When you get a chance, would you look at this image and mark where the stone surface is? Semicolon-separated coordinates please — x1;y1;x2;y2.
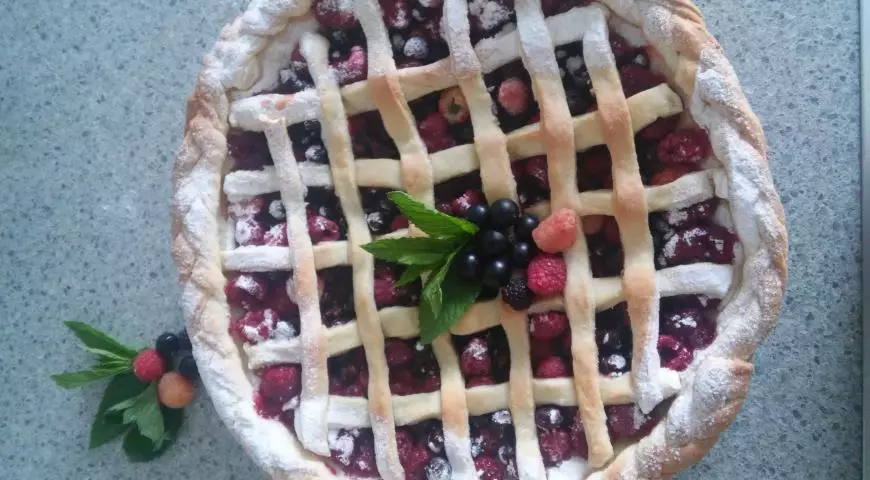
0;0;860;479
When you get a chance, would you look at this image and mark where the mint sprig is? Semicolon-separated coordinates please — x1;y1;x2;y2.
52;321;186;462
362;191;483;343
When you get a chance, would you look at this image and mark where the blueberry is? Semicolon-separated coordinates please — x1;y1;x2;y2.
458;251;483;279
512;241;535;268
177;329;192;351
366;211;388;234
155;332;180;358
477;229;509;257
465;204;490;226
482;258;512;288
304;144;328;164
403;36;429;61
515;214;539;240
489;199;519;227
178;355;199;381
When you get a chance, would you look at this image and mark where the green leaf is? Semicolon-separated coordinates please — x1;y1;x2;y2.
387;191;478;238
395;264;427;287
419;262;483;344
361;237;460;265
64;321;139;360
89;373;147;449
51;363;133;389
122;407;184;462
109;383;165;445
421;252;456;317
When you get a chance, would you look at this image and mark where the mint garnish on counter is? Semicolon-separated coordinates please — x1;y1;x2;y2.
362;192;483;343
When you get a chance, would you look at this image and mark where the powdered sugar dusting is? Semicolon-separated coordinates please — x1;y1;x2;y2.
514;0;558;76
469;0;510;31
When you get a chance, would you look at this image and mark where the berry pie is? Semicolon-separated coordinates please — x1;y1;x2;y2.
171;0;788;478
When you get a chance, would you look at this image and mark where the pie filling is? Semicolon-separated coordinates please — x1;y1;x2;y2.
219;0;740;478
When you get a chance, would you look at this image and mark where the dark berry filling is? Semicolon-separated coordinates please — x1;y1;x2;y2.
605;403;660;440
433;171;485;217
411;90;474;153
555;41;594;117
381;0;449;68
375;262;422;308
318;266;356;327
470;412;519;479
329;347;369;397
348;111;400;158
228;130;273;171
576;146;612;192
541;0;593;17
255;363;302;418
386;338;441;395
585;216;623;279
225;272;301;343
650;198;736;269
329;427;380;477
512;155;548;209
288;119;327;164
229;193;289;247
396;420;450;479
482;61;539;132
454;327;511;387
306;187;348;244
534;405;580;467
595;304;632;376
361;187;408;235
468;0;516;44
528;312;573;379
274;45;315;95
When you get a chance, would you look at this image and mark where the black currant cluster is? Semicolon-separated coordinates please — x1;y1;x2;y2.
457;198;539;299
155;330;199;381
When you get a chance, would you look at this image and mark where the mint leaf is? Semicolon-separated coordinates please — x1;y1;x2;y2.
122;407;183;462
395;264;427;287
419;262;482;343
89;373;147;449
64;321;139;360
110;383;165;445
361;237;460;265
421;252;457;317
51;363;133;389
387;191;478;238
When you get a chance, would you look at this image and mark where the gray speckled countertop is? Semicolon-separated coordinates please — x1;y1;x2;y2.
0;0;860;478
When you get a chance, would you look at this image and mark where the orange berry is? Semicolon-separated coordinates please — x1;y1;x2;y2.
158;372;195;409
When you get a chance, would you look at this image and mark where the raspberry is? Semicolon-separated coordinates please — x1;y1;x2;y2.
133;348;166;382
651;166;692;186
601;216;621;245
235;216;266;246
525;155;549;190
401;444;433;474
467;375;495;387
263;284;299;318
460;337;492;376
263;222;289;246
307;212;341;243
532;208;579;253
497;77;531;116
374;269;400;307
656;225;735;268
439;87;470;124
313;0;358;30
638;115;680;141
570;412;589;458
535;356;569;378
157;372;195;409
618;64;664;97
395;428;415;458
526;254;567;297
419;372;441;393
474;456;505;480
657;128;712;166
501;277;534;310
380;0;410;29
418;112;455;152
579;147;611;181
259;364;302;402
389;369;416;395
539;430;572;465
333;45;367;85
662;199;717;228
529;312;569;340
229;309;280;344
390;215;409;230
658;335;693;371
349;442;378;477
385;339;413;367
451;189;486;216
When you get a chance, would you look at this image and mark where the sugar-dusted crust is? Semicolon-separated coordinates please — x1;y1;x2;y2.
171;0;788;479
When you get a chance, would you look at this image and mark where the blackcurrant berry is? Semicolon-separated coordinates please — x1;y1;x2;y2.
178;355;200;381
515;214;539;240
465;203;490;226
482;258;512;288
512;242;535;268
478;229;509;256
478;285;500;301
177;329;192;351
489;199;519;227
155;332;180;358
458;251;483;279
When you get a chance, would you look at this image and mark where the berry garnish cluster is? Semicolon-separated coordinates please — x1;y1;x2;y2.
52;322;200;462
455;198;539;295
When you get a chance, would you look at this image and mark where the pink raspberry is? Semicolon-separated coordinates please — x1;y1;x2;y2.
474;456;505;480
263;222;288;246
418;112;455;152
497;77;531;116
259;364;302;402
133;348;166;382
526;254;567;297
535;356;569;378
657;128;712;166
313;0;358;30
460;338;492;376
333;45;367;85
532;208;579;253
385;339;413;367
605;404;640;438
658;335;693;371
225;274;267;309
529;312;569;341
539;430;572;465
401;444;433;474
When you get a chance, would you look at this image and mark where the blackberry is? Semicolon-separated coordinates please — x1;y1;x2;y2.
501;277;534;310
